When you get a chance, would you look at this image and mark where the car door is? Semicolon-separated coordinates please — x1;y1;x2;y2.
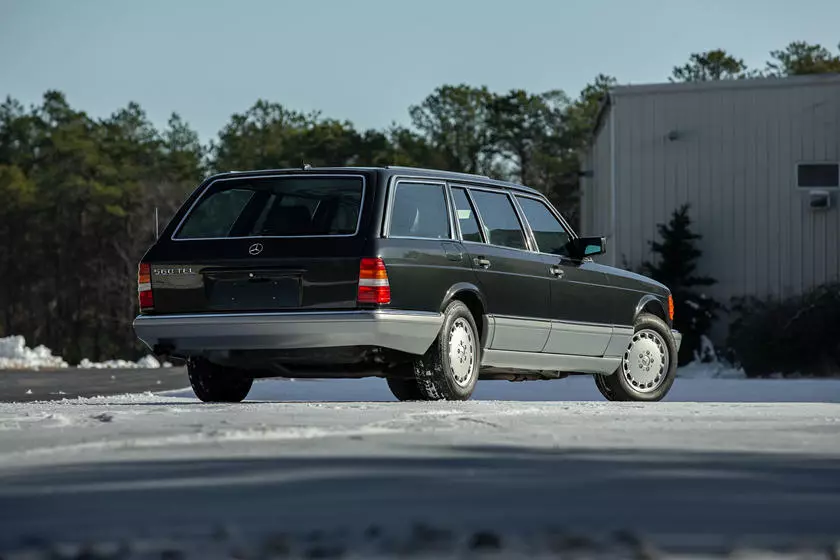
451;186;552;353
380;178;477;313
513;194;615;357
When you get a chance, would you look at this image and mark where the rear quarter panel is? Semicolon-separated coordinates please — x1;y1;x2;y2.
376;238;479;313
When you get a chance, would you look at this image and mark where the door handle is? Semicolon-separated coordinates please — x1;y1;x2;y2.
549;265;565;278
474;257;491;269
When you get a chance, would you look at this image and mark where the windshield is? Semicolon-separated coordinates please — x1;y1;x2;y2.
174;175;365;239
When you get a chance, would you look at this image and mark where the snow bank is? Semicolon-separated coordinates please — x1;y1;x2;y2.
0;336;68;370
677;335;746;379
0;335;170;370
78;355;172;369
678;360;746;379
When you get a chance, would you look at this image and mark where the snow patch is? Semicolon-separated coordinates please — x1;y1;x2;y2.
0;336;68;370
0;335;170;369
678;360;746;379
678;335;746;379
78;355;172;369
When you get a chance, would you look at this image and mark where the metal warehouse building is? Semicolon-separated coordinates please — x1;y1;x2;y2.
580;74;840;318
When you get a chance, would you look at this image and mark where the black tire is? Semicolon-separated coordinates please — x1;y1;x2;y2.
188;359;254;403
412;300;480;401
385;376;426;401
593;372;618;401
594;313;678;402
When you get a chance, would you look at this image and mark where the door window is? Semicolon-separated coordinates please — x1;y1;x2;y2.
389;182;451;239
516;196;570;255
451;187;483;243
469;190;527;250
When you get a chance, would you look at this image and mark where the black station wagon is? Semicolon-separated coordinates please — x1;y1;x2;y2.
133;166;682;402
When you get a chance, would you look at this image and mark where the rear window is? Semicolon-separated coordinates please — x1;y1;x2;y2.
174;176;365;239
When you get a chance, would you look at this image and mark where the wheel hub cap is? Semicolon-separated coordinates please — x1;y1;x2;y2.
622;329;668;393
448;318;475;387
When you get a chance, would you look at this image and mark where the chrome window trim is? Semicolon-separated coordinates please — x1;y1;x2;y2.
459;184;535;252
513;193;590;260
447;184;487;244
170;173;367;241
509;194;539;253
513;192;578;240
383;177;456;241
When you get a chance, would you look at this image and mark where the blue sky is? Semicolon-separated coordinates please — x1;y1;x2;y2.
2;0;838;141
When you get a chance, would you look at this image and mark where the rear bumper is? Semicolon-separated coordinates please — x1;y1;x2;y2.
672;330;682;351
133;310;443;356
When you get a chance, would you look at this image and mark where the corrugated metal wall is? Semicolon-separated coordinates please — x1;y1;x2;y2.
584;76;840;309
580;112;613;243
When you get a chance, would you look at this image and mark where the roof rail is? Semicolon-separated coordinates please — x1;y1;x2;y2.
385;165;490;180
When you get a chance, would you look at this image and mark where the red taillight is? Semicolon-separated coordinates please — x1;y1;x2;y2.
358;257;390;304
668;294;674;322
138;262;154;311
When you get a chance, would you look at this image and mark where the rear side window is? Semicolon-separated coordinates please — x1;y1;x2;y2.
516;196;570;255
451;187;483;242
389;182;450;239
469;190;527;250
174;176;364;239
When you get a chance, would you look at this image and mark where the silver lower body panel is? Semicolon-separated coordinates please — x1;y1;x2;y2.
133;310;443;355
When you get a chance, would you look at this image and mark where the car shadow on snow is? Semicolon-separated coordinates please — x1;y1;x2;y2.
0;445;838;555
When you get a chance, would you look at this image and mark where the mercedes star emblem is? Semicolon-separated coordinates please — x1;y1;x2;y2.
248;243;263;256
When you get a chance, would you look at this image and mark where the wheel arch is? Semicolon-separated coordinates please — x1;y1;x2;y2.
634;294;668;324
440;283;488;347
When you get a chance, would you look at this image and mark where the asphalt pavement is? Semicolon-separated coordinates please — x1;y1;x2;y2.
0;367;188;402
0;381;838;558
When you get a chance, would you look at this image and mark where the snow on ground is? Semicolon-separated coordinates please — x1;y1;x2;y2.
78;355;172;369
677;360;746;379
159;375;840;404
0;335;169;370
1;376;839;557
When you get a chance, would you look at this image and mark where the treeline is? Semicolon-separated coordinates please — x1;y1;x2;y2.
1;41;837;363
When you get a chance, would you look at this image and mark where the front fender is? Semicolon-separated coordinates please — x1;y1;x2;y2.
634;294;668;323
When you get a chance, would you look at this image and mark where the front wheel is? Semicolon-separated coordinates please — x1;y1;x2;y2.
594;313;677;402
188;359;253;403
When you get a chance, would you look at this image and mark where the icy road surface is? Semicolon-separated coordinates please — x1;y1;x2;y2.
1;376;839;558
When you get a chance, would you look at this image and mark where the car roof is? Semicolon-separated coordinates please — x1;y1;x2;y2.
204;166;544;197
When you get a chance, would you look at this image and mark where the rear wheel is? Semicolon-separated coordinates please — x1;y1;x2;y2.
188;359;253;403
594;313;677;402
385;376;425;401
412;300;480;401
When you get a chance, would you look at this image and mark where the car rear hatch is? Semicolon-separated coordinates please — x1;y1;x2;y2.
141;173;372;314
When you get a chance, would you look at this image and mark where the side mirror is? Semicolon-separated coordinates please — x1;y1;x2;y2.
567;236;606;259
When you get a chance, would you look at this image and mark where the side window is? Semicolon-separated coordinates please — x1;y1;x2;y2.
451;187;483;242
389;182;450;239
178;188;254;239
516;196;570;255
468;190;527;250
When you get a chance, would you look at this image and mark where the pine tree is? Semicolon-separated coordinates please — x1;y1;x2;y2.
642;204;720;365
